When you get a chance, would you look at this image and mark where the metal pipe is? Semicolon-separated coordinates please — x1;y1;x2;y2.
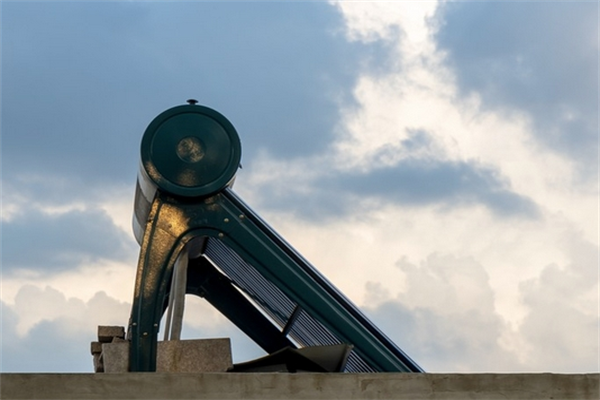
169;248;188;341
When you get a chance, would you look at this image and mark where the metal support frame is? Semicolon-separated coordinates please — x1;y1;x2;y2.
184;256;295;353
128;188;422;373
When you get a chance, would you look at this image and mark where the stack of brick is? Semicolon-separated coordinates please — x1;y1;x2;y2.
90;326;126;373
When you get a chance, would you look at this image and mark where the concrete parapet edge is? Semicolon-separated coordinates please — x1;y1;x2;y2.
1;373;598;399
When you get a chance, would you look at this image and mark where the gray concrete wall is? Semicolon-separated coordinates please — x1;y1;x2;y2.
1;373;598;399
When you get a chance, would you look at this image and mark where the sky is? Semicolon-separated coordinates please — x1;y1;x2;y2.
1;1;598;373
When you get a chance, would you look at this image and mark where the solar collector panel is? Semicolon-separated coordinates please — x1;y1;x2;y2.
204;237;380;372
222;189;423;373
345;352;377;373
167;191;423;372
290;309;340;346
205;238;345;347
205;238;296;327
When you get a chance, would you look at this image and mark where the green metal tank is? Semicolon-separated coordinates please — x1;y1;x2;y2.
133;102;241;244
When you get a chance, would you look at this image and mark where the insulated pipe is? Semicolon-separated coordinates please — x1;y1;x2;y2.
133;103;242;244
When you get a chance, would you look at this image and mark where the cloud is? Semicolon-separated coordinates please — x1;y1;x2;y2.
363;246;598;372
245;155;539;221
329;158;538;217
2;1;382;191
435;2;598;172
235;2;591;230
177;295;266;364
1;286;130;372
1;180;139;304
2;203;137;274
516;233;599;372
0;285;266;372
362;254;520;372
1;1;597;374
326;2;594;240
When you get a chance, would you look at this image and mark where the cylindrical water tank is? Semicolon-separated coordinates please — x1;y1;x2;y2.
133;103;242;244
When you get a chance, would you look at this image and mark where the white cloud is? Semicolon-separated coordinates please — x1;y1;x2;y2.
1;179;138;304
1;284;265;371
7;285;130;337
331;1;438;55
96;184;136;235
1;286;129;371
516;232;599;372
361;253;520;372
360;237;598;372
329;2;594;242
178;295;267;363
231;2;598;371
2;258;137;306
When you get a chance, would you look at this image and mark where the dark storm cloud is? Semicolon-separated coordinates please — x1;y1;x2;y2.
434;2;598;171
256;157;539;220
1;2;386;190
2;206;137;274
